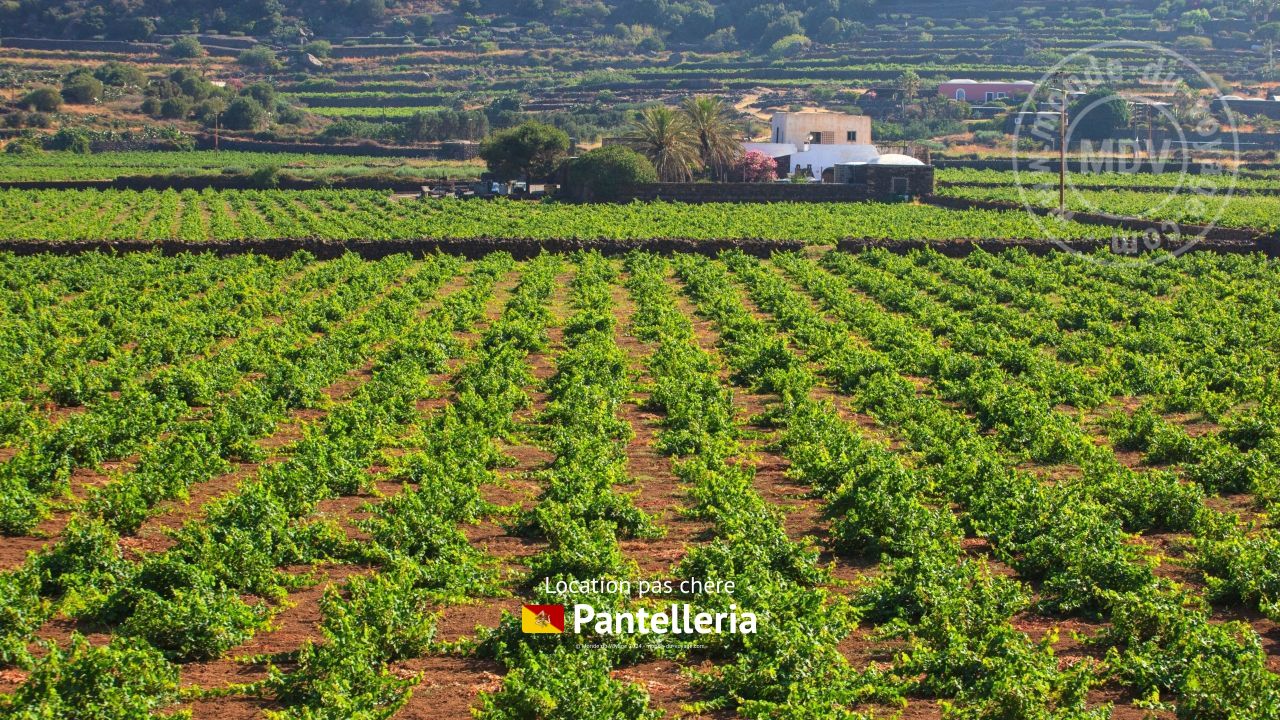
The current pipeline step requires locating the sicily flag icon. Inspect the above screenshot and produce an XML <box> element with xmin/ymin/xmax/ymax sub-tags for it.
<box><xmin>522</xmin><ymin>604</ymin><xmax>565</xmax><ymax>633</ymax></box>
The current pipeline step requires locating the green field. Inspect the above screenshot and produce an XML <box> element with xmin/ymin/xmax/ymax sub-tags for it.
<box><xmin>0</xmin><ymin>189</ymin><xmax>1122</xmax><ymax>242</ymax></box>
<box><xmin>2</xmin><ymin>247</ymin><xmax>1280</xmax><ymax>718</ymax></box>
<box><xmin>939</xmin><ymin>183</ymin><xmax>1280</xmax><ymax>231</ymax></box>
<box><xmin>0</xmin><ymin>151</ymin><xmax>483</xmax><ymax>182</ymax></box>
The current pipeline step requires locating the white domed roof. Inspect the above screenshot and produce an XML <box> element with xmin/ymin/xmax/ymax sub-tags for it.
<box><xmin>869</xmin><ymin>153</ymin><xmax>926</xmax><ymax>166</ymax></box>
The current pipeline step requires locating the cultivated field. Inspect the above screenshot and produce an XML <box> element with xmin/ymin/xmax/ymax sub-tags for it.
<box><xmin>2</xmin><ymin>247</ymin><xmax>1280</xmax><ymax>718</ymax></box>
<box><xmin>0</xmin><ymin>190</ymin><xmax>1122</xmax><ymax>242</ymax></box>
<box><xmin>0</xmin><ymin>152</ymin><xmax>484</xmax><ymax>183</ymax></box>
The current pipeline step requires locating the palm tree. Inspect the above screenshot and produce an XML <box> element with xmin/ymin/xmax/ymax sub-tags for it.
<box><xmin>624</xmin><ymin>106</ymin><xmax>701</xmax><ymax>183</ymax></box>
<box><xmin>895</xmin><ymin>70</ymin><xmax>921</xmax><ymax>119</ymax></box>
<box><xmin>680</xmin><ymin>95</ymin><xmax>742</xmax><ymax>181</ymax></box>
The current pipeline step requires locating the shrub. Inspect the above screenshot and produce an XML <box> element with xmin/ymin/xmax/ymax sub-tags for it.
<box><xmin>46</xmin><ymin>128</ymin><xmax>92</xmax><ymax>154</ymax></box>
<box><xmin>167</xmin><ymin>36</ymin><xmax>204</xmax><ymax>58</ymax></box>
<box><xmin>277</xmin><ymin>105</ymin><xmax>306</xmax><ymax>124</ymax></box>
<box><xmin>159</xmin><ymin>96</ymin><xmax>191</xmax><ymax>119</ymax></box>
<box><xmin>22</xmin><ymin>86</ymin><xmax>62</xmax><ymax>112</ymax></box>
<box><xmin>0</xmin><ymin>635</ymin><xmax>180</xmax><ymax>716</ymax></box>
<box><xmin>93</xmin><ymin>61</ymin><xmax>147</xmax><ymax>88</ymax></box>
<box><xmin>476</xmin><ymin>645</ymin><xmax>661</xmax><ymax>720</ymax></box>
<box><xmin>734</xmin><ymin>150</ymin><xmax>777</xmax><ymax>182</ymax></box>
<box><xmin>240</xmin><ymin>81</ymin><xmax>276</xmax><ymax>110</ymax></box>
<box><xmin>249</xmin><ymin>165</ymin><xmax>281</xmax><ymax>188</ymax></box>
<box><xmin>61</xmin><ymin>75</ymin><xmax>104</xmax><ymax>104</ymax></box>
<box><xmin>4</xmin><ymin>137</ymin><xmax>43</xmax><ymax>154</ymax></box>
<box><xmin>561</xmin><ymin>145</ymin><xmax>657</xmax><ymax>202</ymax></box>
<box><xmin>303</xmin><ymin>40</ymin><xmax>333</xmax><ymax>57</ymax></box>
<box><xmin>222</xmin><ymin>97</ymin><xmax>267</xmax><ymax>131</ymax></box>
<box><xmin>238</xmin><ymin>46</ymin><xmax>282</xmax><ymax>71</ymax></box>
<box><xmin>768</xmin><ymin>33</ymin><xmax>811</xmax><ymax>59</ymax></box>
<box><xmin>1175</xmin><ymin>35</ymin><xmax>1213</xmax><ymax>50</ymax></box>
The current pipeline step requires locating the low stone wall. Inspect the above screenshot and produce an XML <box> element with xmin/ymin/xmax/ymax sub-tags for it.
<box><xmin>0</xmin><ymin>176</ymin><xmax>431</xmax><ymax>192</ymax></box>
<box><xmin>933</xmin><ymin>158</ymin><xmax>1222</xmax><ymax>174</ymax></box>
<box><xmin>190</xmin><ymin>134</ymin><xmax>478</xmax><ymax>160</ymax></box>
<box><xmin>838</xmin><ymin>236</ymin><xmax>1276</xmax><ymax>258</ymax></box>
<box><xmin>0</xmin><ymin>36</ymin><xmax>242</xmax><ymax>56</ymax></box>
<box><xmin>922</xmin><ymin>195</ymin><xmax>1264</xmax><ymax>242</ymax></box>
<box><xmin>1</xmin><ymin>37</ymin><xmax>161</xmax><ymax>53</ymax></box>
<box><xmin>940</xmin><ymin>181</ymin><xmax>1280</xmax><ymax>197</ymax></box>
<box><xmin>0</xmin><ymin>237</ymin><xmax>804</xmax><ymax>260</ymax></box>
<box><xmin>618</xmin><ymin>182</ymin><xmax>869</xmax><ymax>203</ymax></box>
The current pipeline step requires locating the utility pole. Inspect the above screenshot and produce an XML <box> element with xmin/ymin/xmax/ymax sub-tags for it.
<box><xmin>1059</xmin><ymin>96</ymin><xmax>1066</xmax><ymax>213</ymax></box>
<box><xmin>1052</xmin><ymin>72</ymin><xmax>1068</xmax><ymax>215</ymax></box>
<box><xmin>1152</xmin><ymin>102</ymin><xmax>1162</xmax><ymax>161</ymax></box>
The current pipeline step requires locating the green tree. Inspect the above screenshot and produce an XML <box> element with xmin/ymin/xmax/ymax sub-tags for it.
<box><xmin>562</xmin><ymin>145</ymin><xmax>657</xmax><ymax>201</ymax></box>
<box><xmin>241</xmin><ymin>82</ymin><xmax>277</xmax><ymax>110</ymax></box>
<box><xmin>680</xmin><ymin>95</ymin><xmax>742</xmax><ymax>181</ymax></box>
<box><xmin>1169</xmin><ymin>80</ymin><xmax>1204</xmax><ymax>127</ymax></box>
<box><xmin>1069</xmin><ymin>86</ymin><xmax>1132</xmax><ymax>140</ymax></box>
<box><xmin>623</xmin><ymin>106</ymin><xmax>700</xmax><ymax>182</ymax></box>
<box><xmin>195</xmin><ymin>97</ymin><xmax>228</xmax><ymax>126</ymax></box>
<box><xmin>159</xmin><ymin>97</ymin><xmax>191</xmax><ymax>119</ymax></box>
<box><xmin>895</xmin><ymin>70</ymin><xmax>921</xmax><ymax>118</ymax></box>
<box><xmin>222</xmin><ymin>97</ymin><xmax>267</xmax><ymax>131</ymax></box>
<box><xmin>479</xmin><ymin>121</ymin><xmax>570</xmax><ymax>182</ymax></box>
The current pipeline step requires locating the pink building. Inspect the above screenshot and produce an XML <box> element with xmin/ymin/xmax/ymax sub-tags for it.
<box><xmin>936</xmin><ymin>79</ymin><xmax>1035</xmax><ymax>103</ymax></box>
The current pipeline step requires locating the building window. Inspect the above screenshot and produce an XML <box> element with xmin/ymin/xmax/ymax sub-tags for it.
<box><xmin>955</xmin><ymin>88</ymin><xmax>966</xmax><ymax>101</ymax></box>
<box><xmin>807</xmin><ymin>131</ymin><xmax>822</xmax><ymax>144</ymax></box>
<box><xmin>846</xmin><ymin>131</ymin><xmax>858</xmax><ymax>142</ymax></box>
<box><xmin>891</xmin><ymin>177</ymin><xmax>910</xmax><ymax>195</ymax></box>
<box><xmin>774</xmin><ymin>127</ymin><xmax>780</xmax><ymax>142</ymax></box>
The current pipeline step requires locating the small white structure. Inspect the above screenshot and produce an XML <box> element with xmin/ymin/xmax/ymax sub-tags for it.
<box><xmin>744</xmin><ymin>111</ymin><xmax>877</xmax><ymax>181</ymax></box>
<box><xmin>832</xmin><ymin>153</ymin><xmax>926</xmax><ymax>181</ymax></box>
<box><xmin>833</xmin><ymin>154</ymin><xmax>932</xmax><ymax>197</ymax></box>
<box><xmin>867</xmin><ymin>153</ymin><xmax>926</xmax><ymax>166</ymax></box>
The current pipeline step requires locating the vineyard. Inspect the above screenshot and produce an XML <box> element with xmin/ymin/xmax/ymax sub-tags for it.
<box><xmin>938</xmin><ymin>183</ymin><xmax>1280</xmax><ymax>233</ymax></box>
<box><xmin>0</xmin><ymin>153</ymin><xmax>483</xmax><ymax>183</ymax></box>
<box><xmin>0</xmin><ymin>190</ymin><xmax>1122</xmax><ymax>243</ymax></box>
<box><xmin>2</xmin><ymin>246</ymin><xmax>1280</xmax><ymax>718</ymax></box>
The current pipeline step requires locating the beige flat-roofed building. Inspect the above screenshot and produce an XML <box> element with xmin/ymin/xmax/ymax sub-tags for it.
<box><xmin>769</xmin><ymin>111</ymin><xmax>871</xmax><ymax>145</ymax></box>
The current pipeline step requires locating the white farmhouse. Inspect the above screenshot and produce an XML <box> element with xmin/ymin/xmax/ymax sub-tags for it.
<box><xmin>743</xmin><ymin>111</ymin><xmax>878</xmax><ymax>181</ymax></box>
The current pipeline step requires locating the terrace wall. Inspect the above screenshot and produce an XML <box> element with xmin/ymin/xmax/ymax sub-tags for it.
<box><xmin>189</xmin><ymin>134</ymin><xmax>479</xmax><ymax>160</ymax></box>
<box><xmin>0</xmin><ymin>36</ymin><xmax>243</xmax><ymax>56</ymax></box>
<box><xmin>933</xmin><ymin>158</ymin><xmax>1224</xmax><ymax>174</ymax></box>
<box><xmin>618</xmin><ymin>182</ymin><xmax>870</xmax><ymax>203</ymax></box>
<box><xmin>923</xmin><ymin>194</ymin><xmax>1264</xmax><ymax>241</ymax></box>
<box><xmin>0</xmin><ymin>237</ymin><xmax>804</xmax><ymax>260</ymax></box>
